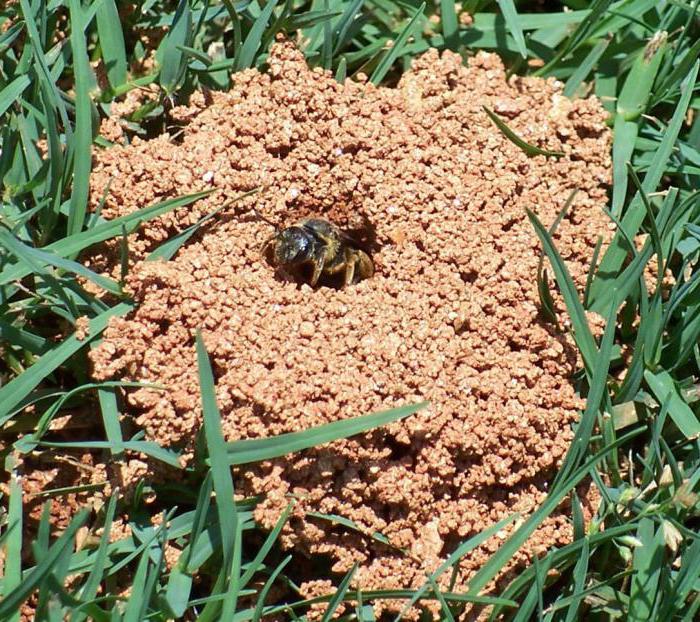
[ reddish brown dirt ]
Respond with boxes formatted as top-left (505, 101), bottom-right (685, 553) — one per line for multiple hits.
top-left (87, 41), bottom-right (611, 615)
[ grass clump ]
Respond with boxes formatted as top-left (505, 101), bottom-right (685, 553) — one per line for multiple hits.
top-left (1, 1), bottom-right (700, 620)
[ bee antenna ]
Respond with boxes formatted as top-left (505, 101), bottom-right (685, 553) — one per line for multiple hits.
top-left (251, 208), bottom-right (279, 230)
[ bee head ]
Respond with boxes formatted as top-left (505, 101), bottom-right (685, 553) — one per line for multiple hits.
top-left (274, 226), bottom-right (313, 265)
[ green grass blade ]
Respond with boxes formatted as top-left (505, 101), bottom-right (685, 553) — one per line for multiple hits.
top-left (183, 472), bottom-right (213, 572)
top-left (440, 0), bottom-right (459, 50)
top-left (178, 44), bottom-right (212, 66)
top-left (497, 0), bottom-right (527, 58)
top-left (536, 191), bottom-right (577, 326)
top-left (122, 541), bottom-right (153, 622)
top-left (95, 0), bottom-right (127, 90)
top-left (221, 520), bottom-right (243, 619)
top-left (321, 0), bottom-right (332, 70)
top-left (3, 467), bottom-right (23, 622)
top-left (617, 34), bottom-right (668, 121)
top-left (0, 510), bottom-right (89, 618)
top-left (138, 527), bottom-right (167, 621)
top-left (240, 503), bottom-right (293, 587)
top-left (583, 236), bottom-right (603, 308)
top-left (0, 22), bottom-right (23, 53)
top-left (335, 56), bottom-right (347, 82)
top-left (511, 578), bottom-right (538, 622)
top-left (681, 596), bottom-right (700, 622)
top-left (33, 439), bottom-right (181, 468)
top-left (0, 75), bottom-right (31, 118)
top-left (533, 0), bottom-right (613, 77)
top-left (627, 162), bottom-right (664, 288)
top-left (164, 565), bottom-right (193, 618)
top-left (0, 227), bottom-right (122, 295)
top-left (644, 369), bottom-right (700, 438)
top-left (12, 381), bottom-right (143, 449)
top-left (33, 503), bottom-right (51, 563)
top-left (571, 491), bottom-right (585, 541)
top-left (283, 8), bottom-right (342, 31)
top-left (611, 118), bottom-right (640, 217)
top-left (235, 0), bottom-right (278, 71)
top-left (655, 36), bottom-right (700, 104)
top-left (17, 0), bottom-right (70, 129)
top-left (611, 35), bottom-right (668, 216)
top-left (563, 36), bottom-right (610, 98)
top-left (333, 0), bottom-right (365, 54)
top-left (563, 537), bottom-right (589, 622)
top-left (628, 518), bottom-right (663, 621)
top-left (526, 208), bottom-right (597, 372)
top-left (66, 0), bottom-right (95, 238)
top-left (72, 494), bottom-right (118, 622)
top-left (484, 106), bottom-right (564, 158)
top-left (659, 538), bottom-right (700, 617)
top-left (0, 302), bottom-right (133, 424)
top-left (0, 321), bottom-right (49, 355)
top-left (164, 479), bottom-right (211, 615)
top-left (320, 564), bottom-right (357, 622)
top-left (195, 330), bottom-right (238, 614)
top-left (0, 190), bottom-right (212, 285)
top-left (370, 3), bottom-right (425, 85)
top-left (158, 0), bottom-right (192, 94)
top-left (97, 386), bottom-right (124, 457)
top-left (427, 573), bottom-right (456, 622)
top-left (221, 0), bottom-right (242, 61)
top-left (307, 511), bottom-right (404, 553)
top-left (147, 188), bottom-right (259, 262)
top-left (0, 230), bottom-right (82, 319)
top-left (590, 61), bottom-right (700, 311)
top-left (146, 210), bottom-right (218, 262)
top-left (552, 290), bottom-right (617, 491)
top-left (251, 556), bottom-right (292, 622)
top-left (103, 515), bottom-right (170, 579)
top-left (663, 306), bottom-right (700, 371)
top-left (225, 401), bottom-right (427, 465)
top-left (38, 78), bottom-right (65, 240)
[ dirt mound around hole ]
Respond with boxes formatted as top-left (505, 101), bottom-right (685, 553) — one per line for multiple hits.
top-left (89, 42), bottom-right (611, 609)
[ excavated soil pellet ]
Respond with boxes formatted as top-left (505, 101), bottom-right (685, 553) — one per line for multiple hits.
top-left (88, 41), bottom-right (612, 610)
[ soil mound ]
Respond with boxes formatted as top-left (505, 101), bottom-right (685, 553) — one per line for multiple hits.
top-left (89, 41), bottom-right (611, 605)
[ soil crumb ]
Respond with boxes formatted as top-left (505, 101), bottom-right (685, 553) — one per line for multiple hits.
top-left (89, 41), bottom-right (611, 612)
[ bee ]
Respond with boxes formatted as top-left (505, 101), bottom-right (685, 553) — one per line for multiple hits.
top-left (257, 212), bottom-right (374, 287)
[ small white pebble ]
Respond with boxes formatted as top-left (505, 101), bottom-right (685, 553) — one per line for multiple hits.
top-left (334, 147), bottom-right (343, 156)
top-left (202, 171), bottom-right (214, 183)
top-left (289, 188), bottom-right (300, 199)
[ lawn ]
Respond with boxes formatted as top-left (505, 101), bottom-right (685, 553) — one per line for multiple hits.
top-left (1, 0), bottom-right (700, 620)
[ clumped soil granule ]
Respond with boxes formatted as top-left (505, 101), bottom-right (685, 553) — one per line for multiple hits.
top-left (89, 42), bottom-right (611, 607)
